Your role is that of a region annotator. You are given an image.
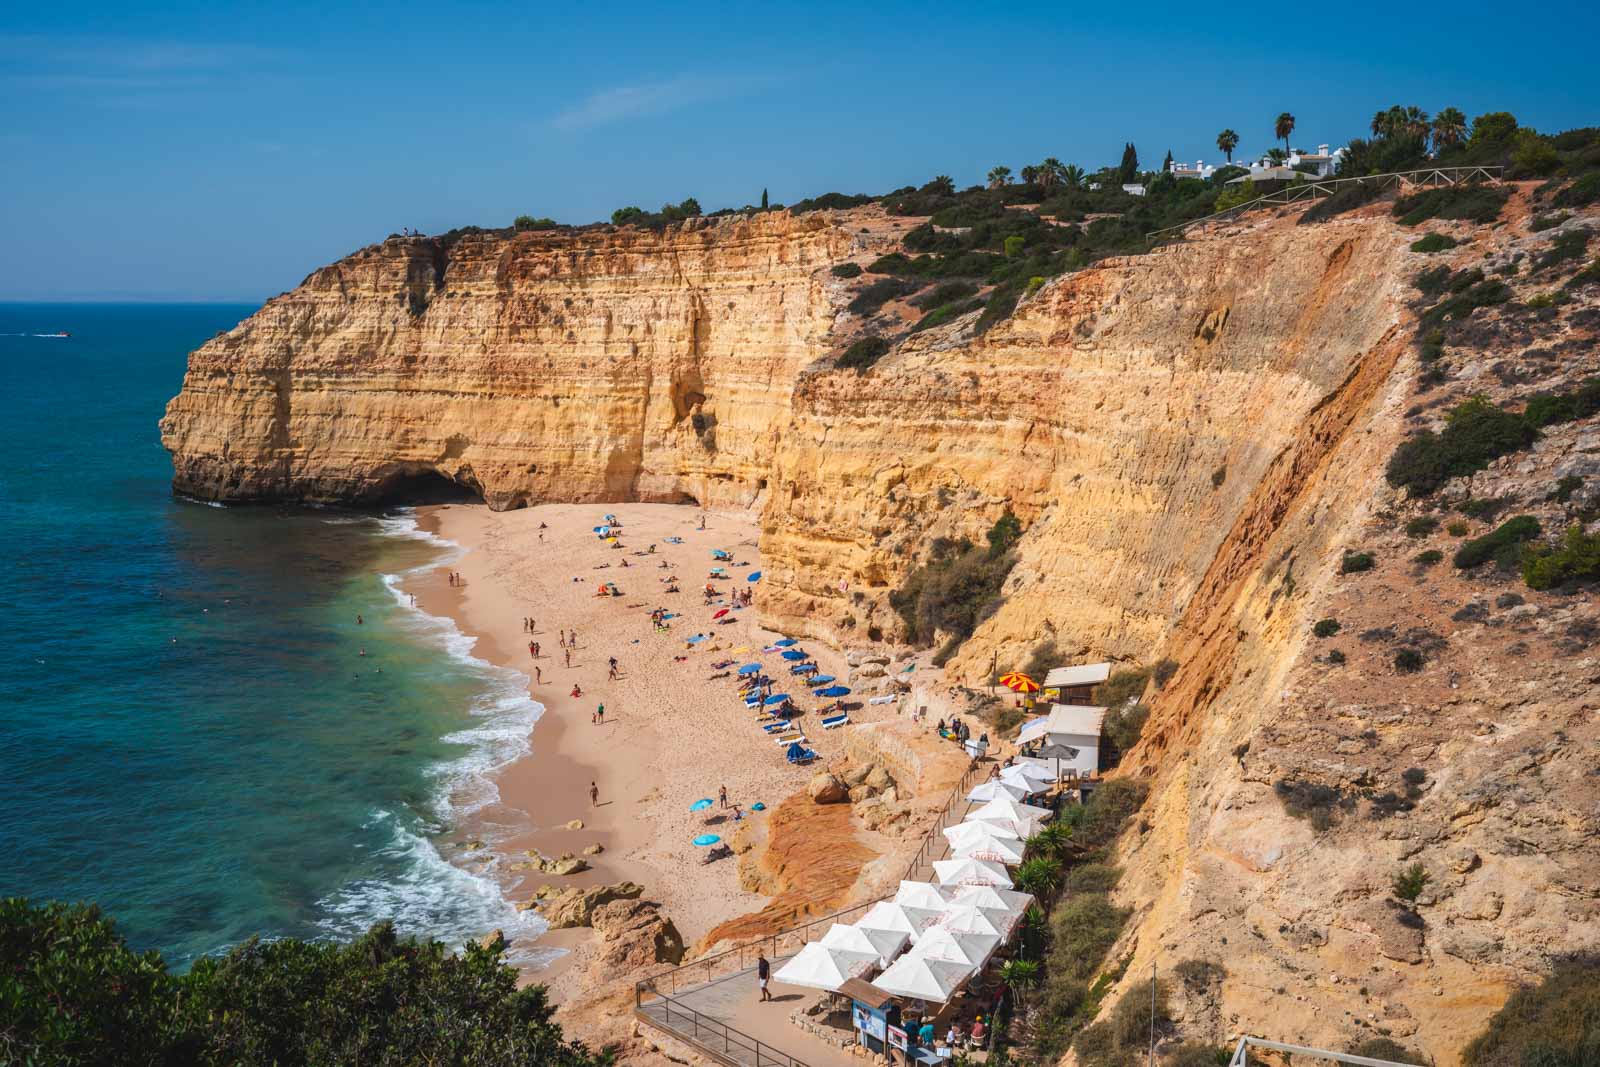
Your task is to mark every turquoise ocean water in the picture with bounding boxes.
[0,304,545,966]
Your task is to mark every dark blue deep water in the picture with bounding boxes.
[0,304,544,966]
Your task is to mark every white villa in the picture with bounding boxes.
[1170,143,1347,182]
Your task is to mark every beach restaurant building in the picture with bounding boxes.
[1017,704,1105,778]
[1042,662,1111,705]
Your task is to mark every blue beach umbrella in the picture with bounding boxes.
[774,638,797,647]
[791,664,818,674]
[809,675,835,685]
[689,798,714,812]
[693,834,721,847]
[737,663,762,675]
[815,685,850,698]
[763,693,791,705]
[780,649,807,661]
[686,634,707,644]
[751,802,766,811]
[747,571,762,582]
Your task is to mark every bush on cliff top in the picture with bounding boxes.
[836,335,890,372]
[1386,396,1538,496]
[1463,956,1600,1067]
[1393,183,1509,226]
[0,898,602,1067]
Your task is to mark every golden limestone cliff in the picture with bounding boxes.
[161,212,861,509]
[163,197,1600,1060]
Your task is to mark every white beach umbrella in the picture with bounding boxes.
[871,954,974,1003]
[949,884,1035,916]
[964,811,1043,841]
[972,796,1054,825]
[967,778,1030,803]
[953,833,1025,865]
[937,902,1007,937]
[943,821,1022,851]
[913,925,1000,968]
[821,922,907,967]
[773,941,878,991]
[999,766,1052,793]
[932,857,1014,888]
[894,880,953,911]
[858,900,942,942]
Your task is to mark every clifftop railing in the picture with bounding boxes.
[1146,164,1504,241]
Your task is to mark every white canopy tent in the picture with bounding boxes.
[894,880,953,911]
[953,833,1025,865]
[772,941,878,991]
[821,922,907,967]
[972,796,1054,825]
[932,857,1014,888]
[966,778,1030,803]
[858,900,942,941]
[913,925,1000,968]
[871,954,974,1003]
[1000,763,1055,789]
[965,811,1043,840]
[949,884,1035,916]
[937,902,1009,938]
[943,821,1022,851]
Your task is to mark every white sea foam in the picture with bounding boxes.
[314,509,556,966]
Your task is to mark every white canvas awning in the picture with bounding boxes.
[937,902,1008,938]
[859,900,942,941]
[932,857,1014,888]
[894,881,953,912]
[913,925,1000,968]
[967,778,1030,802]
[953,833,1025,865]
[773,942,877,991]
[965,811,1043,840]
[972,796,1054,825]
[871,954,974,1003]
[943,821,1022,851]
[821,922,907,967]
[949,884,1035,916]
[1015,719,1051,747]
[1000,763,1055,788]
[1043,662,1112,689]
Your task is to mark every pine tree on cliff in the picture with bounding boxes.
[761,188,768,210]
[1117,143,1139,184]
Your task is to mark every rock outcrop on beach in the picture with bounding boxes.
[164,193,1600,1059]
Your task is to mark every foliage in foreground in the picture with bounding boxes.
[0,898,605,1067]
[1462,956,1600,1067]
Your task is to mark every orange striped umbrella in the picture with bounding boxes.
[998,672,1040,694]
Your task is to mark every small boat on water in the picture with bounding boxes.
[36,332,70,338]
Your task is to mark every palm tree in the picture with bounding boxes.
[1371,108,1393,138]
[1019,904,1048,958]
[1037,157,1066,193]
[1432,107,1467,149]
[987,165,1013,189]
[1026,822,1071,860]
[1019,164,1040,188]
[1061,164,1086,190]
[1216,129,1239,162]
[931,175,955,195]
[1014,855,1062,898]
[1274,112,1296,153]
[999,958,1041,1019]
[1400,106,1430,140]
[1266,147,1287,164]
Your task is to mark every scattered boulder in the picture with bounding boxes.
[547,856,589,876]
[533,881,645,928]
[841,763,874,788]
[562,819,584,831]
[582,843,605,856]
[854,664,888,679]
[592,898,685,967]
[848,784,875,804]
[808,772,848,804]
[863,654,891,666]
[864,766,895,793]
[1358,900,1425,964]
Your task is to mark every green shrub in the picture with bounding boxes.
[1411,233,1460,253]
[909,297,985,333]
[1300,181,1381,224]
[1076,980,1172,1067]
[1393,863,1430,901]
[1094,666,1151,708]
[1448,520,1471,536]
[1454,515,1541,569]
[1273,779,1350,831]
[847,277,921,316]
[1102,702,1149,758]
[1340,551,1376,574]
[1064,863,1122,895]
[1386,396,1539,496]
[1460,496,1508,520]
[837,335,890,371]
[1530,212,1572,232]
[1524,378,1600,428]
[1462,956,1600,1067]
[1405,516,1440,538]
[513,215,558,231]
[0,899,600,1067]
[1327,648,1347,664]
[1537,228,1592,271]
[787,191,876,214]
[830,262,863,278]
[911,280,979,310]
[1554,173,1600,208]
[1313,618,1341,637]
[1351,1037,1428,1065]
[889,513,1022,647]
[1421,278,1513,326]
[1523,525,1600,590]
[1151,657,1179,688]
[1415,549,1444,566]
[1393,184,1509,226]
[1415,264,1454,297]
[1394,648,1427,672]
[1548,476,1584,504]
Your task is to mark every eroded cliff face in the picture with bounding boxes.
[161,212,862,509]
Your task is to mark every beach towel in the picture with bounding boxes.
[869,695,898,705]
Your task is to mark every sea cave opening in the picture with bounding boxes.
[373,469,484,506]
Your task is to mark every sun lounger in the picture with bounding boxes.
[821,713,850,729]
[868,694,898,705]
[773,731,805,744]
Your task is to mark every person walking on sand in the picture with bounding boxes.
[534,665,542,684]
[533,641,540,658]
[756,953,771,1001]
[597,703,605,725]
[719,785,728,809]
[589,781,599,806]
[564,647,571,668]
[529,640,536,660]
[608,657,618,680]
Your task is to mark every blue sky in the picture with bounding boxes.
[3,1,1596,301]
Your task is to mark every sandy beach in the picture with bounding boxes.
[405,501,907,1001]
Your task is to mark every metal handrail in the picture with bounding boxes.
[1146,164,1504,240]
[640,989,815,1067]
